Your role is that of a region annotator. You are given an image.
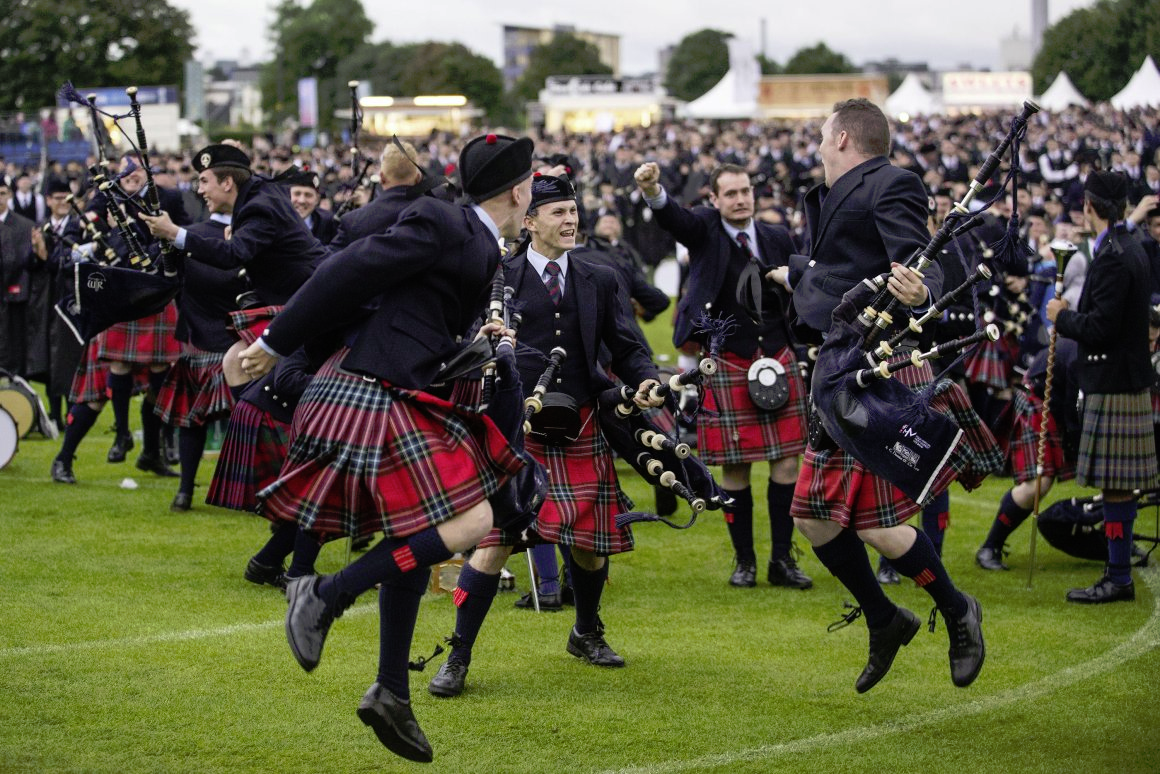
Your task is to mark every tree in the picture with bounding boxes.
[512,33,612,104]
[260,0,374,133]
[1033,0,1160,102]
[0,0,195,110]
[782,42,858,75]
[758,55,783,76]
[665,29,731,102]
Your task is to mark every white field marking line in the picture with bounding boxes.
[602,563,1160,774]
[0,602,378,658]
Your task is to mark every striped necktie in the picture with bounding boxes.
[544,261,562,305]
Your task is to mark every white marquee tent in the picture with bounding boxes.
[681,38,759,120]
[884,73,939,118]
[1110,56,1160,109]
[1037,71,1089,110]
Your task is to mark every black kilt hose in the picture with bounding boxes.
[477,404,634,556]
[792,356,1000,530]
[1074,391,1158,491]
[69,336,150,404]
[153,345,233,428]
[257,351,525,542]
[696,346,808,465]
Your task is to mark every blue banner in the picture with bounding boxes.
[56,85,179,108]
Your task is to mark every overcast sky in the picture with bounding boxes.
[176,0,1096,75]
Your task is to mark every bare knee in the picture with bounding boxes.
[467,545,512,574]
[769,456,799,485]
[721,463,751,491]
[858,525,917,560]
[435,500,494,553]
[794,517,841,547]
[222,342,251,387]
[569,547,604,572]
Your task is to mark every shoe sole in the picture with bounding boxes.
[284,581,320,672]
[356,703,434,763]
[856,612,921,694]
[427,680,464,698]
[952,596,985,688]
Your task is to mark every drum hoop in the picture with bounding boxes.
[0,385,36,439]
[0,406,18,470]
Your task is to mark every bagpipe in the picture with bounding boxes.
[1037,489,1159,565]
[52,82,182,344]
[332,81,377,218]
[810,101,1041,504]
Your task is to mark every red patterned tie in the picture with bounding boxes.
[544,261,562,305]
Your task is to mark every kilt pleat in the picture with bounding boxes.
[153,347,233,428]
[1074,391,1158,490]
[963,336,1013,390]
[258,352,524,541]
[97,304,180,364]
[478,406,634,556]
[69,336,151,404]
[697,347,807,465]
[1006,388,1074,483]
[228,306,282,346]
[206,399,291,515]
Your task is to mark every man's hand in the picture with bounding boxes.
[1128,194,1158,226]
[632,378,664,409]
[1046,297,1067,323]
[140,211,179,241]
[238,340,278,379]
[887,262,929,307]
[634,163,661,198]
[31,229,47,261]
[766,265,791,292]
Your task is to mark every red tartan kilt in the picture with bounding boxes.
[229,306,282,346]
[963,336,1013,390]
[69,336,150,404]
[153,347,234,428]
[206,400,291,515]
[1007,389,1073,483]
[259,352,524,542]
[478,405,633,555]
[697,347,807,465]
[97,304,180,364]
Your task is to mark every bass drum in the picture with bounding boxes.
[0,383,36,439]
[0,406,17,470]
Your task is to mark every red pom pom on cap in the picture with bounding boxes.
[486,134,497,144]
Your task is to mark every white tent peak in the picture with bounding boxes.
[1037,71,1089,110]
[885,73,939,118]
[680,37,759,120]
[1111,55,1160,110]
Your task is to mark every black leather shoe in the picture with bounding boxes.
[946,593,985,687]
[975,546,1009,571]
[855,606,921,693]
[107,432,134,463]
[170,492,193,512]
[560,583,575,606]
[769,555,813,589]
[514,590,562,610]
[357,682,434,763]
[428,659,468,698]
[136,452,179,477]
[285,575,334,671]
[245,557,287,589]
[729,561,757,587]
[1066,574,1135,604]
[567,626,626,667]
[876,564,900,585]
[50,458,77,484]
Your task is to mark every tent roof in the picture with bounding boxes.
[1037,71,1089,110]
[1111,55,1160,110]
[885,73,938,117]
[681,69,758,119]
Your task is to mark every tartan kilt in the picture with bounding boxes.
[478,405,634,555]
[697,347,807,465]
[1074,391,1159,491]
[228,306,281,346]
[97,303,180,365]
[153,346,233,428]
[1151,389,1160,425]
[791,357,997,530]
[1007,389,1074,484]
[258,351,525,542]
[69,337,149,404]
[206,399,291,516]
[963,336,1013,390]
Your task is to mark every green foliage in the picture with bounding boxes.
[259,0,374,133]
[758,54,783,76]
[512,33,612,104]
[1033,0,1160,101]
[783,42,859,75]
[0,0,195,110]
[664,29,731,102]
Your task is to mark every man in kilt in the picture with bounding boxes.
[426,174,662,700]
[152,213,247,511]
[781,99,985,692]
[1046,170,1159,603]
[85,155,188,475]
[141,143,326,393]
[634,160,813,590]
[234,133,537,763]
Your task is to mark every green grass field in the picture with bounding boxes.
[2,318,1159,773]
